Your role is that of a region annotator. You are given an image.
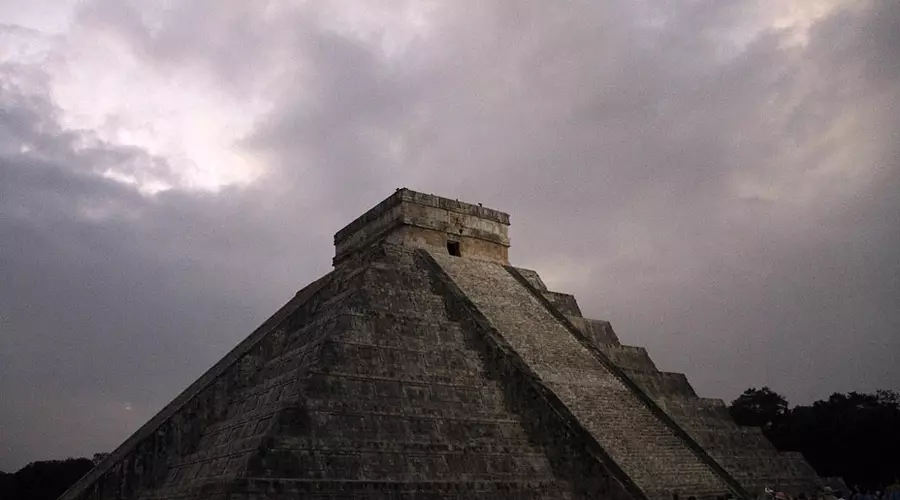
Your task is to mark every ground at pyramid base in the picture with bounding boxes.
[59,189,830,500]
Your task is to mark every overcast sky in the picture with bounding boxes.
[1,0,898,472]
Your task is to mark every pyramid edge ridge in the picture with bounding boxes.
[58,273,332,500]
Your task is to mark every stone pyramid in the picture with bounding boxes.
[60,189,825,500]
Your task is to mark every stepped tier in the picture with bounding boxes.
[554,285,824,495]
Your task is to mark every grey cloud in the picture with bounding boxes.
[0,70,330,470]
[2,0,898,472]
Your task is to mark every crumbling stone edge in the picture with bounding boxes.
[503,265,753,500]
[58,275,333,500]
[415,249,646,500]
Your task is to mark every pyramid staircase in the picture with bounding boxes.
[503,264,824,495]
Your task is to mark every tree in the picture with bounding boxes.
[0,470,11,496]
[875,389,899,409]
[730,388,900,490]
[728,386,789,429]
[0,458,93,500]
[92,452,110,466]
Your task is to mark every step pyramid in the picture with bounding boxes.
[59,189,826,500]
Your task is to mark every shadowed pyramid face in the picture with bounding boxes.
[332,188,511,266]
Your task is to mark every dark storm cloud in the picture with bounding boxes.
[1,0,898,472]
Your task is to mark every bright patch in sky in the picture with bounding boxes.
[2,5,267,195]
[1,0,440,196]
[51,25,266,193]
[770,0,845,46]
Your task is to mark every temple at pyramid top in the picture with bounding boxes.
[334,188,511,266]
[59,189,833,500]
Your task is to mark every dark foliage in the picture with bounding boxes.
[729,386,790,429]
[91,453,110,466]
[731,388,900,490]
[0,458,93,500]
[0,471,12,497]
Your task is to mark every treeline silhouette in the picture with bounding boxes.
[729,388,900,491]
[0,457,93,500]
[1,389,896,499]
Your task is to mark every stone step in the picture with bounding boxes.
[513,267,548,291]
[227,343,324,393]
[619,368,698,398]
[303,376,510,411]
[200,399,284,436]
[323,339,484,361]
[360,288,449,310]
[566,316,621,345]
[305,408,534,444]
[661,412,741,432]
[317,341,489,381]
[355,299,451,321]
[274,436,550,458]
[304,371,504,398]
[596,344,658,371]
[308,369,499,392]
[655,395,729,411]
[170,440,259,474]
[232,478,575,500]
[303,395,517,421]
[364,262,435,289]
[541,290,583,317]
[643,485,734,500]
[244,448,563,483]
[690,427,777,451]
[334,315,471,350]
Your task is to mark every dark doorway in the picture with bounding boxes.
[447,240,461,257]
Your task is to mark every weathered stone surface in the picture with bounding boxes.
[540,291,583,317]
[60,189,830,500]
[513,268,548,291]
[568,316,621,346]
[334,189,510,266]
[63,246,585,500]
[428,252,736,500]
[595,345,658,372]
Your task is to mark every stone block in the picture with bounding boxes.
[620,369,698,398]
[567,316,622,346]
[541,291,583,317]
[597,345,658,371]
